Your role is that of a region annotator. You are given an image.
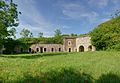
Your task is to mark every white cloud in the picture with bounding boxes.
[61,3,99,22]
[112,0,120,4]
[14,0,55,38]
[88,0,108,8]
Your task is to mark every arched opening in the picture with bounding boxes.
[59,48,61,52]
[51,48,54,52]
[36,48,39,52]
[88,45,92,51]
[44,48,47,52]
[40,47,43,53]
[69,48,71,52]
[79,46,84,52]
[29,48,31,52]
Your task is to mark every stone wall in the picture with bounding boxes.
[76,37,95,52]
[30,44,64,53]
[63,37,77,52]
[14,36,96,53]
[14,44,64,53]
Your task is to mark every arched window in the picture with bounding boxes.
[44,48,47,52]
[88,45,92,51]
[36,48,39,52]
[79,46,84,52]
[69,48,71,52]
[59,48,61,52]
[51,48,54,52]
[29,48,31,52]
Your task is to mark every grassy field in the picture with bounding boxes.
[0,51,120,83]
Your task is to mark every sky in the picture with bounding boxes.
[13,0,120,38]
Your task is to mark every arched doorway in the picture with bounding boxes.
[79,46,84,52]
[29,48,31,52]
[69,48,71,52]
[88,45,92,51]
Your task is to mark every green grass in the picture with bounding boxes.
[0,51,120,83]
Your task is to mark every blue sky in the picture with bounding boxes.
[14,0,120,38]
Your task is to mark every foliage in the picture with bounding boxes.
[71,33,77,37]
[8,28,16,39]
[54,29,63,44]
[0,51,120,82]
[20,28,32,38]
[90,16,120,50]
[38,32,43,37]
[3,38,20,54]
[0,0,19,48]
[79,33,90,37]
[111,9,120,18]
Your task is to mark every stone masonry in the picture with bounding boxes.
[15,36,95,53]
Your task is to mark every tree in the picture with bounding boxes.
[38,32,43,37]
[90,16,120,50]
[71,33,77,37]
[54,29,62,37]
[54,29,63,44]
[20,28,31,38]
[8,28,17,39]
[30,32,33,38]
[0,0,19,50]
[111,9,120,18]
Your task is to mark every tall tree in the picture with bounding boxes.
[54,29,62,37]
[30,32,33,38]
[54,29,63,44]
[20,28,31,38]
[0,0,19,49]
[8,28,17,39]
[38,32,43,37]
[71,33,77,37]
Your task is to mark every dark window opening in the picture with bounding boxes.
[69,48,71,52]
[51,48,54,52]
[79,46,84,52]
[29,48,31,52]
[59,48,61,52]
[36,48,39,52]
[40,47,43,53]
[88,45,92,51]
[44,48,47,52]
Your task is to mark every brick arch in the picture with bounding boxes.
[79,45,84,52]
[88,45,92,51]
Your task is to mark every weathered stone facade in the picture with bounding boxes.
[15,36,95,53]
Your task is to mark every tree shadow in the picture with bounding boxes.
[2,68,93,83]
[95,73,120,83]
[0,52,70,59]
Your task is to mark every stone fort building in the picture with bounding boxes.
[15,36,95,53]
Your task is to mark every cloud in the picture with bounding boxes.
[88,0,109,8]
[61,3,99,22]
[14,0,55,38]
[112,0,120,5]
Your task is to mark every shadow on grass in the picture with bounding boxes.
[1,68,93,83]
[0,52,70,59]
[1,67,120,83]
[95,73,120,83]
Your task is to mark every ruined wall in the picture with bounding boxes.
[14,36,96,53]
[15,44,64,53]
[30,44,64,53]
[76,37,95,52]
[63,37,76,52]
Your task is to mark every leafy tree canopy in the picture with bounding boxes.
[90,16,120,50]
[0,0,19,49]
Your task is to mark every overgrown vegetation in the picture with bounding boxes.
[0,51,120,83]
[90,16,120,50]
